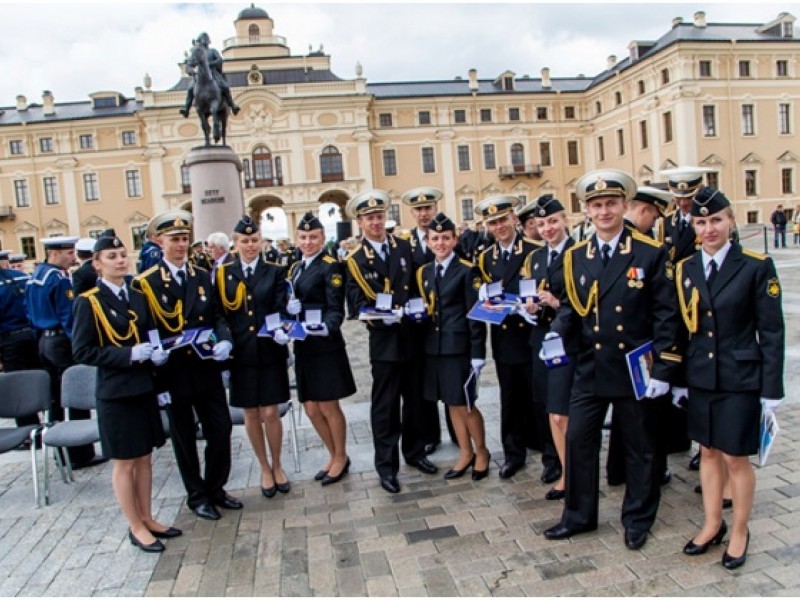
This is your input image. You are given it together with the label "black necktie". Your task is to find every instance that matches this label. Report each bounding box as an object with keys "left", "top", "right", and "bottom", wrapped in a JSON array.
[
  {"left": 502, "top": 250, "right": 510, "bottom": 262},
  {"left": 245, "top": 266, "right": 253, "bottom": 280},
  {"left": 118, "top": 289, "right": 127, "bottom": 305},
  {"left": 707, "top": 259, "right": 718, "bottom": 285},
  {"left": 601, "top": 244, "right": 611, "bottom": 268},
  {"left": 292, "top": 261, "right": 304, "bottom": 284},
  {"left": 548, "top": 249, "right": 558, "bottom": 275},
  {"left": 678, "top": 218, "right": 687, "bottom": 235},
  {"left": 176, "top": 270, "right": 186, "bottom": 285},
  {"left": 381, "top": 243, "right": 389, "bottom": 261},
  {"left": 435, "top": 263, "right": 444, "bottom": 284}
]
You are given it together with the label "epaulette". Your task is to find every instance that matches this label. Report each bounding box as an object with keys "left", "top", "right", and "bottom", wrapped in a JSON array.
[
  {"left": 742, "top": 248, "right": 767, "bottom": 261},
  {"left": 262, "top": 260, "right": 282, "bottom": 267},
  {"left": 345, "top": 245, "right": 363, "bottom": 261},
  {"left": 664, "top": 208, "right": 678, "bottom": 219},
  {"left": 459, "top": 259, "right": 473, "bottom": 269},
  {"left": 397, "top": 231, "right": 411, "bottom": 241},
  {"left": 571, "top": 239, "right": 591, "bottom": 252},
  {"left": 523, "top": 237, "right": 544, "bottom": 247},
  {"left": 631, "top": 229, "right": 662, "bottom": 248},
  {"left": 193, "top": 264, "right": 208, "bottom": 273},
  {"left": 79, "top": 288, "right": 100, "bottom": 298},
  {"left": 134, "top": 265, "right": 159, "bottom": 280},
  {"left": 322, "top": 255, "right": 337, "bottom": 264}
]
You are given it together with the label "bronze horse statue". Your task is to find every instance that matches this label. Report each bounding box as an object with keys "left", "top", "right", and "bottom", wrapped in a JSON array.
[{"left": 190, "top": 42, "right": 228, "bottom": 146}]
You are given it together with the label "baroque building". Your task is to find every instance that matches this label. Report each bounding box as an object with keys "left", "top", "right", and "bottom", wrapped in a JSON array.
[{"left": 0, "top": 6, "right": 798, "bottom": 261}]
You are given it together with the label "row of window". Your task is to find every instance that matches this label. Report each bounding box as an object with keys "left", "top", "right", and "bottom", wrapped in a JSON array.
[
  {"left": 699, "top": 58, "right": 789, "bottom": 79},
  {"left": 3, "top": 225, "right": 149, "bottom": 262},
  {"left": 7, "top": 131, "right": 137, "bottom": 156},
  {"left": 379, "top": 106, "right": 575, "bottom": 128},
  {"left": 11, "top": 170, "right": 142, "bottom": 207},
  {"left": 703, "top": 103, "right": 793, "bottom": 137}
]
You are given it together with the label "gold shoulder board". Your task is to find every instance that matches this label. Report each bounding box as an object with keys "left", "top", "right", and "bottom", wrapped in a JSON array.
[
  {"left": 631, "top": 230, "right": 662, "bottom": 248},
  {"left": 742, "top": 248, "right": 767, "bottom": 261}
]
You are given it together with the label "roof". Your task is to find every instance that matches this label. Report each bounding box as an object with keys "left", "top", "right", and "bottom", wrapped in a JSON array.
[
  {"left": 238, "top": 5, "right": 269, "bottom": 20},
  {"left": 366, "top": 77, "right": 590, "bottom": 99},
  {"left": 0, "top": 98, "right": 140, "bottom": 126},
  {"left": 168, "top": 67, "right": 343, "bottom": 91}
]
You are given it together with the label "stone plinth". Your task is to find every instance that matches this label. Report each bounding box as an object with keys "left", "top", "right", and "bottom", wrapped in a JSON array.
[{"left": 185, "top": 146, "right": 244, "bottom": 241}]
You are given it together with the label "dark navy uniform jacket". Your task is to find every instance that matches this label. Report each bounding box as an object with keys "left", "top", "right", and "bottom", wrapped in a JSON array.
[
  {"left": 662, "top": 210, "right": 698, "bottom": 264},
  {"left": 24, "top": 263, "right": 74, "bottom": 337},
  {"left": 72, "top": 260, "right": 98, "bottom": 297},
  {"left": 0, "top": 268, "right": 32, "bottom": 334}
]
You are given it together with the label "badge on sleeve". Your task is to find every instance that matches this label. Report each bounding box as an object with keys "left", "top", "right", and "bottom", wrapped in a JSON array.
[
  {"left": 472, "top": 277, "right": 482, "bottom": 290},
  {"left": 331, "top": 274, "right": 343, "bottom": 287},
  {"left": 767, "top": 277, "right": 781, "bottom": 298}
]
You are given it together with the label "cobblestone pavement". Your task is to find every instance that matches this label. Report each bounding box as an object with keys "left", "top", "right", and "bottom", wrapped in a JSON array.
[{"left": 1, "top": 239, "right": 799, "bottom": 597}]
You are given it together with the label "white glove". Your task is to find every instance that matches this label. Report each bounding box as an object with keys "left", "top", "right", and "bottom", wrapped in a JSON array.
[
  {"left": 131, "top": 343, "right": 154, "bottom": 363},
  {"left": 221, "top": 370, "right": 231, "bottom": 388},
  {"left": 471, "top": 358, "right": 486, "bottom": 372},
  {"left": 303, "top": 323, "right": 329, "bottom": 337},
  {"left": 286, "top": 297, "right": 302, "bottom": 316},
  {"left": 381, "top": 308, "right": 403, "bottom": 326},
  {"left": 151, "top": 347, "right": 168, "bottom": 366},
  {"left": 273, "top": 328, "right": 290, "bottom": 346},
  {"left": 515, "top": 303, "right": 538, "bottom": 325},
  {"left": 645, "top": 378, "right": 670, "bottom": 399},
  {"left": 761, "top": 398, "right": 783, "bottom": 413},
  {"left": 478, "top": 283, "right": 488, "bottom": 302},
  {"left": 156, "top": 392, "right": 171, "bottom": 407},
  {"left": 671, "top": 387, "right": 688, "bottom": 410},
  {"left": 212, "top": 340, "right": 232, "bottom": 361},
  {"left": 538, "top": 332, "right": 560, "bottom": 361}
]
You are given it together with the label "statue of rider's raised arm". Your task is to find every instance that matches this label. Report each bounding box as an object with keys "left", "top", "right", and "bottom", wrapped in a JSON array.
[{"left": 179, "top": 32, "right": 240, "bottom": 118}]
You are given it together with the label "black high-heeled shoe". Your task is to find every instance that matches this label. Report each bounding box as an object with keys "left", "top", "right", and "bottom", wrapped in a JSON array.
[
  {"left": 322, "top": 457, "right": 351, "bottom": 486},
  {"left": 314, "top": 469, "right": 328, "bottom": 481},
  {"left": 444, "top": 454, "right": 475, "bottom": 480},
  {"left": 472, "top": 451, "right": 491, "bottom": 481},
  {"left": 721, "top": 530, "right": 749, "bottom": 570},
  {"left": 683, "top": 520, "right": 727, "bottom": 555},
  {"left": 129, "top": 529, "right": 165, "bottom": 553}
]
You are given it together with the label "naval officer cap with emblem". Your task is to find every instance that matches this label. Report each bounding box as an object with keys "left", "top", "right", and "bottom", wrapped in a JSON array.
[
  {"left": 575, "top": 169, "right": 637, "bottom": 205},
  {"left": 233, "top": 214, "right": 259, "bottom": 235},
  {"left": 42, "top": 236, "right": 79, "bottom": 250},
  {"left": 660, "top": 166, "right": 712, "bottom": 198},
  {"left": 297, "top": 212, "right": 324, "bottom": 232},
  {"left": 634, "top": 186, "right": 672, "bottom": 216},
  {"left": 149, "top": 209, "right": 193, "bottom": 236},
  {"left": 401, "top": 187, "right": 443, "bottom": 208},
  {"left": 474, "top": 195, "right": 520, "bottom": 222},
  {"left": 346, "top": 189, "right": 390, "bottom": 219},
  {"left": 429, "top": 212, "right": 456, "bottom": 234},
  {"left": 691, "top": 186, "right": 731, "bottom": 217}
]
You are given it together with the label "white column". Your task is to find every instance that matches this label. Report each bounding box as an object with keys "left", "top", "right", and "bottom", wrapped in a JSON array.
[
  {"left": 144, "top": 147, "right": 169, "bottom": 214},
  {"left": 437, "top": 130, "right": 456, "bottom": 216},
  {"left": 56, "top": 157, "right": 80, "bottom": 234}
]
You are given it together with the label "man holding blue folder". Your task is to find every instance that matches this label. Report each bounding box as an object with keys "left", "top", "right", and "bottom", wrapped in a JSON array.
[{"left": 542, "top": 169, "right": 682, "bottom": 550}]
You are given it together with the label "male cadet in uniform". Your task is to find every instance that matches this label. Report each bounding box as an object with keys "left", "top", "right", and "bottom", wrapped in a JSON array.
[
  {"left": 345, "top": 190, "right": 437, "bottom": 494},
  {"left": 542, "top": 169, "right": 682, "bottom": 550},
  {"left": 261, "top": 237, "right": 279, "bottom": 263},
  {"left": 518, "top": 201, "right": 543, "bottom": 243},
  {"left": 72, "top": 238, "right": 99, "bottom": 296},
  {"left": 137, "top": 226, "right": 163, "bottom": 274},
  {"left": 475, "top": 195, "right": 543, "bottom": 480},
  {"left": 0, "top": 250, "right": 41, "bottom": 430},
  {"left": 9, "top": 253, "right": 27, "bottom": 272},
  {"left": 25, "top": 236, "right": 101, "bottom": 468},
  {"left": 401, "top": 187, "right": 455, "bottom": 454},
  {"left": 132, "top": 210, "right": 240, "bottom": 520}
]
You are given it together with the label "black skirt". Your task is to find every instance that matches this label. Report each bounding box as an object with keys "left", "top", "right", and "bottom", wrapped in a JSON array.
[
  {"left": 96, "top": 393, "right": 166, "bottom": 460},
  {"left": 294, "top": 349, "right": 357, "bottom": 402},
  {"left": 533, "top": 353, "right": 576, "bottom": 416},
  {"left": 229, "top": 363, "right": 291, "bottom": 407},
  {"left": 424, "top": 354, "right": 471, "bottom": 407},
  {"left": 687, "top": 388, "right": 760, "bottom": 456}
]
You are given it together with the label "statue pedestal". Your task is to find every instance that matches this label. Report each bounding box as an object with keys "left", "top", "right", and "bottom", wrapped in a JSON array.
[{"left": 185, "top": 146, "right": 244, "bottom": 242}]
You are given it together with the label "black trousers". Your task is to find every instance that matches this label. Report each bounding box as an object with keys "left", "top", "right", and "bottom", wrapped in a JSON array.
[
  {"left": 563, "top": 392, "right": 660, "bottom": 533},
  {"left": 0, "top": 328, "right": 42, "bottom": 427},
  {"left": 495, "top": 361, "right": 535, "bottom": 466},
  {"left": 38, "top": 333, "right": 95, "bottom": 464},
  {"left": 166, "top": 378, "right": 232, "bottom": 509}
]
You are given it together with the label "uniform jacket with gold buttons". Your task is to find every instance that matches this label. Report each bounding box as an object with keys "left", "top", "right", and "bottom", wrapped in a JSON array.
[
  {"left": 214, "top": 256, "right": 288, "bottom": 367},
  {"left": 675, "top": 244, "right": 784, "bottom": 398},
  {"left": 550, "top": 227, "right": 681, "bottom": 397},
  {"left": 345, "top": 235, "right": 413, "bottom": 362},
  {"left": 416, "top": 258, "right": 486, "bottom": 359},
  {"left": 662, "top": 210, "right": 698, "bottom": 264},
  {"left": 478, "top": 234, "right": 540, "bottom": 365}
]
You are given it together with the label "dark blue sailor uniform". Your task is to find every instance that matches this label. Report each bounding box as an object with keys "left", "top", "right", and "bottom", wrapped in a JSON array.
[{"left": 137, "top": 240, "right": 162, "bottom": 274}]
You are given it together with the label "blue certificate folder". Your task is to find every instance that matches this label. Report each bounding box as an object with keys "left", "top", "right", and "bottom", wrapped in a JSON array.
[
  {"left": 625, "top": 341, "right": 654, "bottom": 400},
  {"left": 257, "top": 320, "right": 307, "bottom": 341},
  {"left": 758, "top": 409, "right": 779, "bottom": 467},
  {"left": 466, "top": 294, "right": 519, "bottom": 325},
  {"left": 162, "top": 328, "right": 215, "bottom": 359}
]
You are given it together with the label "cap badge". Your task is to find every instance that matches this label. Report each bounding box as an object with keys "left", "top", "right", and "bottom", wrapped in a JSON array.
[
  {"left": 113, "top": 238, "right": 121, "bottom": 247},
  {"left": 174, "top": 218, "right": 186, "bottom": 227},
  {"left": 678, "top": 182, "right": 689, "bottom": 191},
  {"left": 416, "top": 194, "right": 427, "bottom": 203},
  {"left": 538, "top": 208, "right": 547, "bottom": 217},
  {"left": 303, "top": 224, "right": 310, "bottom": 231},
  {"left": 595, "top": 177, "right": 607, "bottom": 191},
  {"left": 367, "top": 197, "right": 377, "bottom": 208},
  {"left": 487, "top": 205, "right": 498, "bottom": 215},
  {"left": 699, "top": 207, "right": 709, "bottom": 216},
  {"left": 435, "top": 224, "right": 442, "bottom": 231}
]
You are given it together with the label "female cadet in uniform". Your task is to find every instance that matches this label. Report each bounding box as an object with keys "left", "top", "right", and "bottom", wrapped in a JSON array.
[
  {"left": 416, "top": 213, "right": 489, "bottom": 480},
  {"left": 72, "top": 235, "right": 179, "bottom": 553},
  {"left": 286, "top": 212, "right": 356, "bottom": 486},
  {"left": 216, "top": 216, "right": 292, "bottom": 497},
  {"left": 675, "top": 187, "right": 784, "bottom": 569},
  {"left": 521, "top": 195, "right": 576, "bottom": 500}
]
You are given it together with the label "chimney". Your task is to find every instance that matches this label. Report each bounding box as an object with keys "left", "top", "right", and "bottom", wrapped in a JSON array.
[
  {"left": 16, "top": 95, "right": 27, "bottom": 111},
  {"left": 134, "top": 86, "right": 144, "bottom": 102},
  {"left": 672, "top": 16, "right": 684, "bottom": 28},
  {"left": 694, "top": 11, "right": 706, "bottom": 28},
  {"left": 541, "top": 67, "right": 551, "bottom": 89},
  {"left": 42, "top": 90, "right": 55, "bottom": 116},
  {"left": 607, "top": 55, "right": 617, "bottom": 70},
  {"left": 468, "top": 68, "right": 478, "bottom": 92}
]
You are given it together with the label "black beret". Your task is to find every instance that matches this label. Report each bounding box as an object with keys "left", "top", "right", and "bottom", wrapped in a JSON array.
[{"left": 93, "top": 236, "right": 125, "bottom": 253}]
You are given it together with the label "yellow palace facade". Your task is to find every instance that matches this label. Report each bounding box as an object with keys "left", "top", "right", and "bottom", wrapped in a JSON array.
[{"left": 0, "top": 6, "right": 798, "bottom": 260}]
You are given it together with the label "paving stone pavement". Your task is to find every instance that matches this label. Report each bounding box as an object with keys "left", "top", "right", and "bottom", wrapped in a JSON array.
[{"left": 1, "top": 240, "right": 799, "bottom": 597}]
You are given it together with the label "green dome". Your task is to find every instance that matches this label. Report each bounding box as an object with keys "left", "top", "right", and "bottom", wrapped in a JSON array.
[{"left": 238, "top": 4, "right": 269, "bottom": 20}]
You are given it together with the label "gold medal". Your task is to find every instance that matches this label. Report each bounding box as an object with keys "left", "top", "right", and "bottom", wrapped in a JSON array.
[
  {"left": 628, "top": 279, "right": 637, "bottom": 288},
  {"left": 636, "top": 281, "right": 644, "bottom": 289}
]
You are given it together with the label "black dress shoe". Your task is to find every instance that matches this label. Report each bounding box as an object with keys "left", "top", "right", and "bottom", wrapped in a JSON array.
[
  {"left": 214, "top": 492, "right": 244, "bottom": 510},
  {"left": 722, "top": 530, "right": 749, "bottom": 570},
  {"left": 545, "top": 488, "right": 566, "bottom": 501},
  {"left": 444, "top": 455, "right": 475, "bottom": 480},
  {"left": 379, "top": 476, "right": 400, "bottom": 494},
  {"left": 661, "top": 468, "right": 672, "bottom": 486},
  {"left": 683, "top": 520, "right": 727, "bottom": 555},
  {"left": 499, "top": 461, "right": 524, "bottom": 479},
  {"left": 408, "top": 457, "right": 438, "bottom": 475},
  {"left": 261, "top": 485, "right": 277, "bottom": 498},
  {"left": 71, "top": 456, "right": 109, "bottom": 470},
  {"left": 424, "top": 442, "right": 440, "bottom": 455},
  {"left": 540, "top": 465, "right": 562, "bottom": 485},
  {"left": 544, "top": 524, "right": 588, "bottom": 540},
  {"left": 624, "top": 529, "right": 648, "bottom": 550},
  {"left": 149, "top": 526, "right": 183, "bottom": 539},
  {"left": 314, "top": 469, "right": 328, "bottom": 481},
  {"left": 322, "top": 458, "right": 350, "bottom": 486},
  {"left": 472, "top": 451, "right": 491, "bottom": 481},
  {"left": 689, "top": 451, "right": 701, "bottom": 471},
  {"left": 129, "top": 529, "right": 165, "bottom": 553},
  {"left": 193, "top": 502, "right": 221, "bottom": 520}
]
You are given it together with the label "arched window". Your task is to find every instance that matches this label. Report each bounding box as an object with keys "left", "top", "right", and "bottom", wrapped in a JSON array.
[
  {"left": 248, "top": 24, "right": 260, "bottom": 42},
  {"left": 320, "top": 145, "right": 344, "bottom": 182},
  {"left": 511, "top": 143, "right": 525, "bottom": 172},
  {"left": 253, "top": 145, "right": 273, "bottom": 187}
]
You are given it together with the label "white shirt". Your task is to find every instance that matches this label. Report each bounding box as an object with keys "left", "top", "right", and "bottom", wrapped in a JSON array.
[
  {"left": 434, "top": 253, "right": 456, "bottom": 278},
  {"left": 241, "top": 256, "right": 259, "bottom": 275},
  {"left": 416, "top": 228, "right": 428, "bottom": 254},
  {"left": 365, "top": 237, "right": 389, "bottom": 260},
  {"left": 101, "top": 278, "right": 128, "bottom": 301},
  {"left": 547, "top": 237, "right": 569, "bottom": 264},
  {"left": 595, "top": 228, "right": 624, "bottom": 258},
  {"left": 701, "top": 241, "right": 732, "bottom": 279},
  {"left": 163, "top": 259, "right": 187, "bottom": 282}
]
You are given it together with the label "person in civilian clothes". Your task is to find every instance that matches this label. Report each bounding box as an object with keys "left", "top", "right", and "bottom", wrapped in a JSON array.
[
  {"left": 542, "top": 169, "right": 682, "bottom": 550},
  {"left": 72, "top": 235, "right": 180, "bottom": 553},
  {"left": 287, "top": 212, "right": 356, "bottom": 486},
  {"left": 132, "top": 210, "right": 239, "bottom": 521},
  {"left": 521, "top": 195, "right": 576, "bottom": 499},
  {"left": 675, "top": 187, "right": 785, "bottom": 569},
  {"left": 475, "top": 195, "right": 546, "bottom": 480},
  {"left": 416, "top": 213, "right": 489, "bottom": 479},
  {"left": 72, "top": 237, "right": 101, "bottom": 296},
  {"left": 345, "top": 190, "right": 436, "bottom": 494},
  {"left": 25, "top": 236, "right": 101, "bottom": 468},
  {"left": 400, "top": 187, "right": 456, "bottom": 455},
  {"left": 215, "top": 215, "right": 292, "bottom": 497}
]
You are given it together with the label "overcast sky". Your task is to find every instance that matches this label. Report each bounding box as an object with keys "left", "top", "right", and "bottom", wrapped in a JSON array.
[{"left": 0, "top": 1, "right": 792, "bottom": 106}]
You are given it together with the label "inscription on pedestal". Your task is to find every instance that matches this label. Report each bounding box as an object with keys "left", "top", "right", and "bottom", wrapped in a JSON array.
[{"left": 201, "top": 189, "right": 225, "bottom": 205}]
